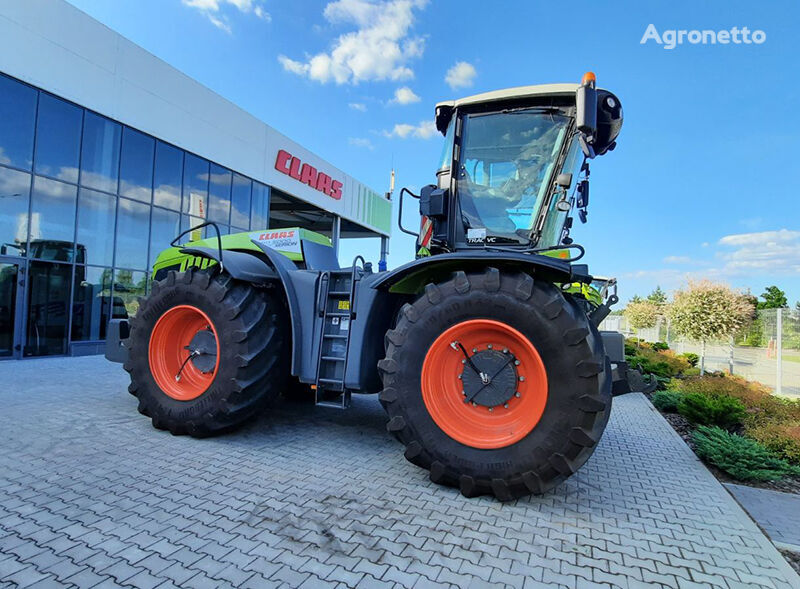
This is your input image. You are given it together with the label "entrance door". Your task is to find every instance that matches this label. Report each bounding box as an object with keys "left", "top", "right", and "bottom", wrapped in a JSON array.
[{"left": 0, "top": 259, "right": 24, "bottom": 359}]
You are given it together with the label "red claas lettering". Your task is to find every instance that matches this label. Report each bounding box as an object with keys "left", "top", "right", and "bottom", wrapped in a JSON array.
[{"left": 275, "top": 149, "right": 344, "bottom": 201}]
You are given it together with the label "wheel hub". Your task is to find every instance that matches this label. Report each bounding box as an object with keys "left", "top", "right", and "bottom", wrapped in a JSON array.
[
  {"left": 460, "top": 349, "right": 518, "bottom": 407},
  {"left": 186, "top": 329, "right": 217, "bottom": 373}
]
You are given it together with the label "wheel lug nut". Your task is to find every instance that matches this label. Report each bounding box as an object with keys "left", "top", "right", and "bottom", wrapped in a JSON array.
[
  {"left": 503, "top": 348, "right": 509, "bottom": 354},
  {"left": 487, "top": 344, "right": 493, "bottom": 349},
  {"left": 472, "top": 402, "right": 477, "bottom": 407},
  {"left": 519, "top": 376, "right": 525, "bottom": 381},
  {"left": 472, "top": 348, "right": 477, "bottom": 353},
  {"left": 515, "top": 392, "right": 521, "bottom": 397},
  {"left": 457, "top": 374, "right": 462, "bottom": 380},
  {"left": 488, "top": 407, "right": 493, "bottom": 412},
  {"left": 462, "top": 390, "right": 466, "bottom": 396},
  {"left": 514, "top": 360, "right": 520, "bottom": 366},
  {"left": 462, "top": 359, "right": 466, "bottom": 364},
  {"left": 504, "top": 403, "right": 509, "bottom": 409}
]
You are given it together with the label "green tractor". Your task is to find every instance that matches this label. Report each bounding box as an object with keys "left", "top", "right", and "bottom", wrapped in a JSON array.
[{"left": 108, "top": 72, "right": 628, "bottom": 500}]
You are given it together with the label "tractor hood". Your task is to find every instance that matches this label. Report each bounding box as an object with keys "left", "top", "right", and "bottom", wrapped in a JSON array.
[{"left": 151, "top": 227, "right": 331, "bottom": 274}]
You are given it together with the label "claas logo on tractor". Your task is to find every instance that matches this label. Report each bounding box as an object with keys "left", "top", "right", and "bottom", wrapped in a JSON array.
[{"left": 110, "top": 72, "right": 630, "bottom": 501}]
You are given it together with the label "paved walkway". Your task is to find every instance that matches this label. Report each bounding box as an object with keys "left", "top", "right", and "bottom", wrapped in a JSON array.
[
  {"left": 0, "top": 356, "right": 798, "bottom": 588},
  {"left": 725, "top": 483, "right": 800, "bottom": 551}
]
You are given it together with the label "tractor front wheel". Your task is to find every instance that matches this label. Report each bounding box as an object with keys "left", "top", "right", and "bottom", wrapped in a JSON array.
[
  {"left": 378, "top": 269, "right": 611, "bottom": 500},
  {"left": 124, "top": 268, "right": 289, "bottom": 436}
]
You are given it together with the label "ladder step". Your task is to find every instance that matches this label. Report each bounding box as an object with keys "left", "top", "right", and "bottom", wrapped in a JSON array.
[
  {"left": 316, "top": 391, "right": 351, "bottom": 409},
  {"left": 327, "top": 312, "right": 350, "bottom": 317},
  {"left": 318, "top": 377, "right": 344, "bottom": 385},
  {"left": 328, "top": 290, "right": 350, "bottom": 296},
  {"left": 321, "top": 356, "right": 345, "bottom": 362},
  {"left": 323, "top": 334, "right": 347, "bottom": 339}
]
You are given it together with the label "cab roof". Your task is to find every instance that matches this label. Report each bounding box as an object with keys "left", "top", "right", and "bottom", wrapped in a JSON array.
[{"left": 436, "top": 83, "right": 579, "bottom": 111}]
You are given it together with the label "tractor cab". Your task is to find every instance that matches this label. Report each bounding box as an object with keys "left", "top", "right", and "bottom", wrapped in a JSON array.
[{"left": 418, "top": 74, "right": 622, "bottom": 256}]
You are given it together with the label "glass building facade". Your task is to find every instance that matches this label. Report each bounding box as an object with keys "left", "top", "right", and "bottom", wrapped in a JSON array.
[{"left": 0, "top": 72, "right": 275, "bottom": 358}]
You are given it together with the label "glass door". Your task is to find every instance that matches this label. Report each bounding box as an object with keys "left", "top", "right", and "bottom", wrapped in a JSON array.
[{"left": 0, "top": 259, "right": 24, "bottom": 359}]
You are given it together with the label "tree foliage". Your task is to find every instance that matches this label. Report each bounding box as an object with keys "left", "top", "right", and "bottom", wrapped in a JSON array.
[
  {"left": 757, "top": 285, "right": 788, "bottom": 310},
  {"left": 669, "top": 281, "right": 753, "bottom": 343},
  {"left": 624, "top": 300, "right": 660, "bottom": 330},
  {"left": 647, "top": 286, "right": 668, "bottom": 306}
]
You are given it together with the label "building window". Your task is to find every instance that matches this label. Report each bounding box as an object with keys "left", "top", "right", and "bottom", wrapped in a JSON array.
[
  {"left": 153, "top": 141, "right": 183, "bottom": 210},
  {"left": 119, "top": 127, "right": 154, "bottom": 203},
  {"left": 80, "top": 111, "right": 121, "bottom": 193},
  {"left": 208, "top": 163, "right": 232, "bottom": 225},
  {"left": 150, "top": 207, "right": 180, "bottom": 267},
  {"left": 116, "top": 197, "right": 150, "bottom": 270},
  {"left": 76, "top": 188, "right": 116, "bottom": 266},
  {"left": 34, "top": 94, "right": 82, "bottom": 183},
  {"left": 182, "top": 153, "right": 209, "bottom": 218},
  {"left": 29, "top": 176, "right": 78, "bottom": 261},
  {"left": 0, "top": 74, "right": 37, "bottom": 170},
  {"left": 230, "top": 173, "right": 251, "bottom": 230},
  {"left": 71, "top": 265, "right": 112, "bottom": 341},
  {"left": 114, "top": 269, "right": 147, "bottom": 318},
  {"left": 25, "top": 260, "right": 72, "bottom": 356},
  {"left": 251, "top": 181, "right": 270, "bottom": 230},
  {"left": 0, "top": 167, "right": 31, "bottom": 257}
]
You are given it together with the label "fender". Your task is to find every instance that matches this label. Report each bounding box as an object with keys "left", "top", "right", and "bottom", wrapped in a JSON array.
[
  {"left": 179, "top": 247, "right": 279, "bottom": 283},
  {"left": 372, "top": 250, "right": 589, "bottom": 294},
  {"left": 249, "top": 239, "right": 315, "bottom": 377}
]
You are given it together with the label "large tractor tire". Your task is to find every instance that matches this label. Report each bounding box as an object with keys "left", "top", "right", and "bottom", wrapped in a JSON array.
[
  {"left": 124, "top": 268, "right": 288, "bottom": 437},
  {"left": 378, "top": 268, "right": 611, "bottom": 500}
]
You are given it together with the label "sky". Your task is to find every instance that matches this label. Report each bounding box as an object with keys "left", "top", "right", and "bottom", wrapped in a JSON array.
[{"left": 66, "top": 0, "right": 800, "bottom": 306}]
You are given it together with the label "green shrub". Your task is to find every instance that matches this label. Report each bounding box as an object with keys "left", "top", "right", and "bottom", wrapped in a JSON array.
[
  {"left": 747, "top": 423, "right": 800, "bottom": 465},
  {"left": 652, "top": 390, "right": 682, "bottom": 412},
  {"left": 652, "top": 341, "right": 670, "bottom": 351},
  {"left": 679, "top": 352, "right": 699, "bottom": 367},
  {"left": 692, "top": 426, "right": 800, "bottom": 481},
  {"left": 677, "top": 392, "right": 746, "bottom": 428}
]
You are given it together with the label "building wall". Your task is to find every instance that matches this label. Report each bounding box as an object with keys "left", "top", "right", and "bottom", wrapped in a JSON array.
[
  {"left": 0, "top": 71, "right": 284, "bottom": 357},
  {"left": 0, "top": 0, "right": 390, "bottom": 236}
]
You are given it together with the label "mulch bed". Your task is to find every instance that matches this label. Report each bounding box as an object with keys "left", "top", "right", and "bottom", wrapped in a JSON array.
[{"left": 780, "top": 549, "right": 800, "bottom": 575}]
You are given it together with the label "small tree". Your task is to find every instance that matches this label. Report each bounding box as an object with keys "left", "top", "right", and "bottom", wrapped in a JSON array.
[
  {"left": 669, "top": 280, "right": 754, "bottom": 374},
  {"left": 758, "top": 286, "right": 788, "bottom": 309},
  {"left": 647, "top": 286, "right": 668, "bottom": 306},
  {"left": 625, "top": 300, "right": 660, "bottom": 346}
]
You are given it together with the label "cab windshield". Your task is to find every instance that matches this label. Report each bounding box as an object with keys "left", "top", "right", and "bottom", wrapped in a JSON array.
[{"left": 456, "top": 110, "right": 569, "bottom": 243}]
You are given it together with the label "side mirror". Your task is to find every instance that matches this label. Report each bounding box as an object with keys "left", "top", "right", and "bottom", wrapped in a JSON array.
[
  {"left": 420, "top": 185, "right": 448, "bottom": 218},
  {"left": 577, "top": 180, "right": 589, "bottom": 208},
  {"left": 576, "top": 72, "right": 597, "bottom": 139},
  {"left": 556, "top": 173, "right": 572, "bottom": 189}
]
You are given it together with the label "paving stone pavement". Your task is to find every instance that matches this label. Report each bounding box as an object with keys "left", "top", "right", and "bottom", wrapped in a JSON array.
[
  {"left": 724, "top": 483, "right": 800, "bottom": 551},
  {"left": 0, "top": 356, "right": 798, "bottom": 589}
]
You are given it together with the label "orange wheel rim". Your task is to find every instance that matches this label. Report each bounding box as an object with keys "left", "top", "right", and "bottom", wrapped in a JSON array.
[
  {"left": 421, "top": 319, "right": 548, "bottom": 449},
  {"left": 148, "top": 305, "right": 219, "bottom": 401}
]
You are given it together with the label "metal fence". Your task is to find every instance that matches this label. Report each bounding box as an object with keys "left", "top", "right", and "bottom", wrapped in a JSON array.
[{"left": 600, "top": 308, "right": 800, "bottom": 398}]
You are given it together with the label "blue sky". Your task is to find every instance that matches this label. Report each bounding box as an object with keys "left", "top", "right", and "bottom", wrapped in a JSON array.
[{"left": 67, "top": 0, "right": 800, "bottom": 305}]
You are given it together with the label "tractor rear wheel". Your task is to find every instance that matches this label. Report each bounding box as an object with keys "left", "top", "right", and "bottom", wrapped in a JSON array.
[
  {"left": 378, "top": 269, "right": 611, "bottom": 500},
  {"left": 124, "top": 268, "right": 289, "bottom": 436}
]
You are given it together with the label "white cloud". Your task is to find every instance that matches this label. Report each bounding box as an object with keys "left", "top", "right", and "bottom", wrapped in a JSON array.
[
  {"left": 718, "top": 229, "right": 800, "bottom": 247},
  {"left": 445, "top": 61, "right": 476, "bottom": 90},
  {"left": 390, "top": 86, "right": 420, "bottom": 105},
  {"left": 348, "top": 137, "right": 374, "bottom": 150},
  {"left": 717, "top": 229, "right": 800, "bottom": 275},
  {"left": 278, "top": 0, "right": 428, "bottom": 84},
  {"left": 182, "top": 0, "right": 270, "bottom": 33},
  {"left": 663, "top": 255, "right": 693, "bottom": 264},
  {"left": 384, "top": 120, "right": 436, "bottom": 139},
  {"left": 348, "top": 102, "right": 367, "bottom": 111}
]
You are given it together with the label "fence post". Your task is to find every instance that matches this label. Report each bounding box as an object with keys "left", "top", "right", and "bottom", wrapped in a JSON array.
[
  {"left": 776, "top": 307, "right": 783, "bottom": 395},
  {"left": 728, "top": 335, "right": 734, "bottom": 375}
]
